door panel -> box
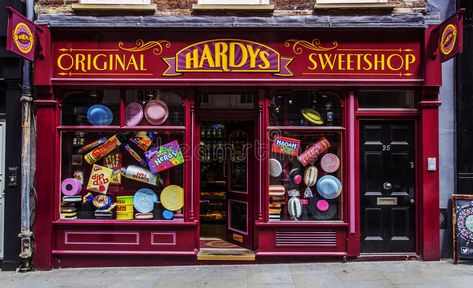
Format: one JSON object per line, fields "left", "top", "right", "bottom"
{"left": 365, "top": 152, "right": 383, "bottom": 195}
{"left": 0, "top": 120, "right": 5, "bottom": 259}
{"left": 360, "top": 121, "right": 415, "bottom": 253}
{"left": 226, "top": 123, "right": 254, "bottom": 249}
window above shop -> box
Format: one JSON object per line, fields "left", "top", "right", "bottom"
{"left": 314, "top": 0, "right": 395, "bottom": 10}
{"left": 193, "top": 0, "right": 274, "bottom": 13}
{"left": 72, "top": 0, "right": 155, "bottom": 13}
{"left": 317, "top": 0, "right": 388, "bottom": 3}
{"left": 198, "top": 0, "right": 270, "bottom": 4}
{"left": 79, "top": 0, "right": 151, "bottom": 4}
{"left": 357, "top": 90, "right": 416, "bottom": 109}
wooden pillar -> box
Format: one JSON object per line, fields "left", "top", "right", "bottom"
{"left": 33, "top": 87, "right": 57, "bottom": 269}
{"left": 419, "top": 88, "right": 441, "bottom": 261}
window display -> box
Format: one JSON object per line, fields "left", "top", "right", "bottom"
{"left": 269, "top": 90, "right": 342, "bottom": 126}
{"left": 59, "top": 89, "right": 185, "bottom": 221}
{"left": 268, "top": 90, "right": 344, "bottom": 222}
{"left": 268, "top": 130, "right": 343, "bottom": 221}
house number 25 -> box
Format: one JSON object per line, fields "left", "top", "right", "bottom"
{"left": 382, "top": 145, "right": 391, "bottom": 151}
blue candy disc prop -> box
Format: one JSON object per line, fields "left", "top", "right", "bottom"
{"left": 162, "top": 210, "right": 174, "bottom": 220}
{"left": 87, "top": 104, "right": 113, "bottom": 126}
{"left": 133, "top": 188, "right": 158, "bottom": 213}
{"left": 316, "top": 175, "right": 342, "bottom": 199}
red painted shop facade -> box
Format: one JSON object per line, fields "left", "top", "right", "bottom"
{"left": 33, "top": 27, "right": 441, "bottom": 269}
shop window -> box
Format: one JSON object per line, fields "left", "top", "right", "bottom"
{"left": 59, "top": 89, "right": 186, "bottom": 222}
{"left": 267, "top": 90, "right": 344, "bottom": 222}
{"left": 269, "top": 90, "right": 343, "bottom": 126}
{"left": 199, "top": 93, "right": 255, "bottom": 109}
{"left": 357, "top": 90, "right": 415, "bottom": 109}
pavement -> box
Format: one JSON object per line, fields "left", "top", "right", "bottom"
{"left": 0, "top": 260, "right": 472, "bottom": 288}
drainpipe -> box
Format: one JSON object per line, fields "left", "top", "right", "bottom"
{"left": 18, "top": 0, "right": 35, "bottom": 272}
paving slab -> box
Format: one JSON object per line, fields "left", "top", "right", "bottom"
{"left": 0, "top": 260, "right": 471, "bottom": 288}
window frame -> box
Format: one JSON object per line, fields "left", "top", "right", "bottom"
{"left": 79, "top": 0, "right": 151, "bottom": 4}
{"left": 197, "top": 0, "right": 270, "bottom": 4}
{"left": 316, "top": 0, "right": 388, "bottom": 4}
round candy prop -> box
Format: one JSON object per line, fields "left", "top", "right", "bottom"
{"left": 269, "top": 158, "right": 283, "bottom": 177}
{"left": 321, "top": 153, "right": 340, "bottom": 173}
{"left": 87, "top": 104, "right": 113, "bottom": 126}
{"left": 134, "top": 188, "right": 158, "bottom": 213}
{"left": 162, "top": 210, "right": 174, "bottom": 220}
{"left": 160, "top": 185, "right": 184, "bottom": 211}
{"left": 61, "top": 178, "right": 82, "bottom": 196}
{"left": 316, "top": 175, "right": 342, "bottom": 200}
{"left": 125, "top": 102, "right": 143, "bottom": 126}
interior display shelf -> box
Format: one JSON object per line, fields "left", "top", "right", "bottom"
{"left": 267, "top": 126, "right": 345, "bottom": 131}
{"left": 53, "top": 219, "right": 197, "bottom": 226}
{"left": 57, "top": 125, "right": 186, "bottom": 131}
{"left": 256, "top": 221, "right": 348, "bottom": 227}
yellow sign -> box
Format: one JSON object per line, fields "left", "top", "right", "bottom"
{"left": 13, "top": 22, "right": 34, "bottom": 54}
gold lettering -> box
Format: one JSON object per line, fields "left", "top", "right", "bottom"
{"left": 139, "top": 54, "right": 146, "bottom": 71}
{"left": 229, "top": 42, "right": 248, "bottom": 69}
{"left": 87, "top": 54, "right": 91, "bottom": 71}
{"left": 258, "top": 51, "right": 270, "bottom": 69}
{"left": 308, "top": 53, "right": 318, "bottom": 70}
{"left": 57, "top": 54, "right": 74, "bottom": 71}
{"left": 362, "top": 54, "right": 373, "bottom": 70}
{"left": 215, "top": 42, "right": 229, "bottom": 71}
{"left": 374, "top": 54, "right": 385, "bottom": 70}
{"left": 115, "top": 54, "right": 126, "bottom": 71}
{"left": 126, "top": 55, "right": 139, "bottom": 70}
{"left": 356, "top": 54, "right": 362, "bottom": 70}
{"left": 346, "top": 54, "right": 354, "bottom": 71}
{"left": 75, "top": 54, "right": 86, "bottom": 72}
{"left": 93, "top": 54, "right": 107, "bottom": 71}
{"left": 199, "top": 45, "right": 215, "bottom": 68}
{"left": 246, "top": 45, "right": 261, "bottom": 68}
{"left": 185, "top": 49, "right": 199, "bottom": 69}
{"left": 318, "top": 54, "right": 336, "bottom": 70}
{"left": 405, "top": 54, "right": 416, "bottom": 71}
{"left": 337, "top": 54, "right": 346, "bottom": 71}
{"left": 386, "top": 54, "right": 403, "bottom": 71}
{"left": 109, "top": 54, "right": 113, "bottom": 71}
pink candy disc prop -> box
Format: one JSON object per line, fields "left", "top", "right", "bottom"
{"left": 294, "top": 174, "right": 302, "bottom": 185}
{"left": 321, "top": 153, "right": 340, "bottom": 173}
{"left": 316, "top": 199, "right": 330, "bottom": 212}
{"left": 61, "top": 178, "right": 82, "bottom": 196}
{"left": 144, "top": 100, "right": 169, "bottom": 125}
{"left": 125, "top": 102, "right": 143, "bottom": 126}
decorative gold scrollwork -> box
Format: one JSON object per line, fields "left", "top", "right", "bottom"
{"left": 119, "top": 39, "right": 171, "bottom": 56}
{"left": 285, "top": 38, "right": 338, "bottom": 54}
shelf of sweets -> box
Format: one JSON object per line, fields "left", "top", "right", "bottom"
{"left": 200, "top": 191, "right": 226, "bottom": 200}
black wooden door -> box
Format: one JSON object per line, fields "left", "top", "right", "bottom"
{"left": 360, "top": 122, "right": 416, "bottom": 253}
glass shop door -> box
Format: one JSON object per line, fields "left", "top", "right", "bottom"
{"left": 225, "top": 123, "right": 254, "bottom": 250}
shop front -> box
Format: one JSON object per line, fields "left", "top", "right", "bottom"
{"left": 33, "top": 26, "right": 441, "bottom": 269}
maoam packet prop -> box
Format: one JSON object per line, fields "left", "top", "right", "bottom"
{"left": 144, "top": 140, "right": 184, "bottom": 174}
{"left": 272, "top": 136, "right": 300, "bottom": 156}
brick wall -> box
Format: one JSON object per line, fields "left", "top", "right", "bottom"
{"left": 35, "top": 0, "right": 428, "bottom": 16}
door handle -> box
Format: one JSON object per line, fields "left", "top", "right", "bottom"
{"left": 410, "top": 198, "right": 415, "bottom": 204}
{"left": 383, "top": 182, "right": 392, "bottom": 190}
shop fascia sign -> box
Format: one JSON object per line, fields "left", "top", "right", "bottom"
{"left": 54, "top": 36, "right": 420, "bottom": 80}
